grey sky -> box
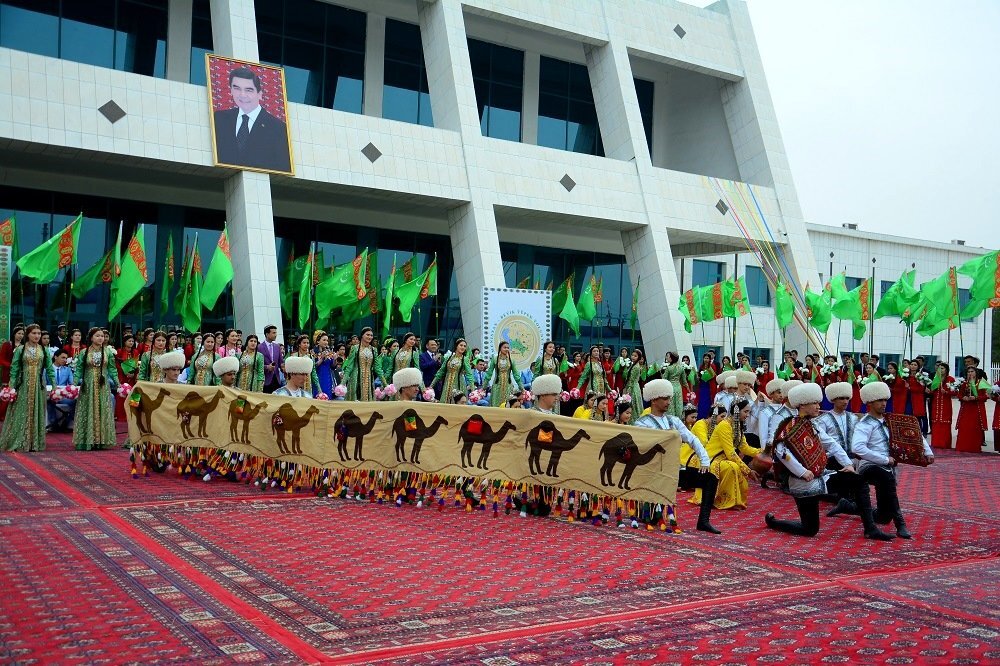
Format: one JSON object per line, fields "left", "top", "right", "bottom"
{"left": 691, "top": 0, "right": 1000, "bottom": 249}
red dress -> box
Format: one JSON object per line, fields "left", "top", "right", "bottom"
{"left": 907, "top": 377, "right": 927, "bottom": 418}
{"left": 0, "top": 340, "right": 13, "bottom": 421}
{"left": 757, "top": 371, "right": 775, "bottom": 394}
{"left": 929, "top": 379, "right": 955, "bottom": 449}
{"left": 993, "top": 394, "right": 1000, "bottom": 432}
{"left": 955, "top": 386, "right": 988, "bottom": 452}
{"left": 889, "top": 376, "right": 909, "bottom": 414}
{"left": 115, "top": 349, "right": 140, "bottom": 422}
{"left": 62, "top": 344, "right": 83, "bottom": 360}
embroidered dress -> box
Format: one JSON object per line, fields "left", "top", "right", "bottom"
{"left": 577, "top": 360, "right": 608, "bottom": 396}
{"left": 662, "top": 362, "right": 686, "bottom": 418}
{"left": 138, "top": 350, "right": 166, "bottom": 383}
{"left": 689, "top": 418, "right": 759, "bottom": 510}
{"left": 343, "top": 344, "right": 378, "bottom": 401}
{"left": 188, "top": 352, "right": 219, "bottom": 386}
{"left": 621, "top": 364, "right": 646, "bottom": 424}
{"left": 955, "top": 385, "right": 988, "bottom": 452}
{"left": 433, "top": 352, "right": 474, "bottom": 404}
{"left": 485, "top": 356, "right": 522, "bottom": 407}
{"left": 532, "top": 355, "right": 560, "bottom": 377}
{"left": 929, "top": 378, "right": 954, "bottom": 449}
{"left": 0, "top": 344, "right": 55, "bottom": 452}
{"left": 72, "top": 348, "right": 117, "bottom": 450}
{"left": 236, "top": 351, "right": 265, "bottom": 392}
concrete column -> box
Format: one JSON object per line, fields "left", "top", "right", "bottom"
{"left": 418, "top": 0, "right": 505, "bottom": 349}
{"left": 166, "top": 0, "right": 193, "bottom": 83}
{"left": 225, "top": 172, "right": 283, "bottom": 338}
{"left": 363, "top": 13, "right": 386, "bottom": 117}
{"left": 521, "top": 51, "right": 540, "bottom": 144}
{"left": 209, "top": 0, "right": 258, "bottom": 61}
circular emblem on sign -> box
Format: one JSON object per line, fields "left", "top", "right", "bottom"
{"left": 494, "top": 314, "right": 541, "bottom": 369}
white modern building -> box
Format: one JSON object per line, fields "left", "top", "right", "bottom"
{"left": 0, "top": 0, "right": 993, "bottom": 374}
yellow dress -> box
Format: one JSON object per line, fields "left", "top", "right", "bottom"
{"left": 689, "top": 418, "right": 760, "bottom": 510}
{"left": 572, "top": 406, "right": 591, "bottom": 419}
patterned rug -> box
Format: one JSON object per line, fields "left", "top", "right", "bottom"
{"left": 113, "top": 498, "right": 808, "bottom": 656}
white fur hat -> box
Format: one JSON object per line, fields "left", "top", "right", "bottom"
{"left": 716, "top": 371, "right": 732, "bottom": 386}
{"left": 285, "top": 355, "right": 314, "bottom": 375}
{"left": 532, "top": 374, "right": 562, "bottom": 396}
{"left": 392, "top": 367, "right": 422, "bottom": 388}
{"left": 765, "top": 378, "right": 785, "bottom": 395}
{"left": 643, "top": 378, "right": 673, "bottom": 402}
{"left": 788, "top": 383, "right": 823, "bottom": 408}
{"left": 156, "top": 350, "right": 187, "bottom": 370}
{"left": 213, "top": 356, "right": 239, "bottom": 376}
{"left": 825, "top": 381, "right": 853, "bottom": 401}
{"left": 736, "top": 370, "right": 757, "bottom": 385}
{"left": 781, "top": 379, "right": 803, "bottom": 396}
{"left": 724, "top": 375, "right": 739, "bottom": 389}
{"left": 860, "top": 381, "right": 891, "bottom": 403}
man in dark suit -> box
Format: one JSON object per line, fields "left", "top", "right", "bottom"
{"left": 214, "top": 67, "right": 292, "bottom": 173}
{"left": 420, "top": 339, "right": 442, "bottom": 391}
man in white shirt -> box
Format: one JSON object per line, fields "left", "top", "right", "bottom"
{"left": 274, "top": 356, "right": 313, "bottom": 398}
{"left": 634, "top": 379, "right": 720, "bottom": 535}
{"left": 765, "top": 383, "right": 893, "bottom": 540}
{"left": 815, "top": 381, "right": 859, "bottom": 517}
{"left": 851, "top": 381, "right": 934, "bottom": 539}
{"left": 713, "top": 372, "right": 737, "bottom": 413}
{"left": 531, "top": 375, "right": 561, "bottom": 414}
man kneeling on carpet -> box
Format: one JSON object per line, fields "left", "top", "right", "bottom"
{"left": 765, "top": 383, "right": 894, "bottom": 540}
{"left": 849, "top": 381, "right": 934, "bottom": 539}
{"left": 634, "top": 378, "right": 721, "bottom": 534}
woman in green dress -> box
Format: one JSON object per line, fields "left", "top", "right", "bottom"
{"left": 286, "top": 334, "right": 321, "bottom": 397}
{"left": 621, "top": 349, "right": 648, "bottom": 424}
{"left": 531, "top": 340, "right": 565, "bottom": 378}
{"left": 341, "top": 327, "right": 379, "bottom": 401}
{"left": 392, "top": 333, "right": 421, "bottom": 376}
{"left": 376, "top": 337, "right": 398, "bottom": 387}
{"left": 73, "top": 327, "right": 118, "bottom": 451}
{"left": 0, "top": 324, "right": 55, "bottom": 452}
{"left": 484, "top": 341, "right": 523, "bottom": 407}
{"left": 577, "top": 345, "right": 609, "bottom": 397}
{"left": 236, "top": 334, "right": 265, "bottom": 392}
{"left": 433, "top": 338, "right": 474, "bottom": 404}
{"left": 661, "top": 351, "right": 685, "bottom": 417}
{"left": 138, "top": 331, "right": 169, "bottom": 383}
{"left": 187, "top": 333, "right": 220, "bottom": 386}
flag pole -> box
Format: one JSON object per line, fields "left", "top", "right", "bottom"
{"left": 869, "top": 257, "right": 876, "bottom": 358}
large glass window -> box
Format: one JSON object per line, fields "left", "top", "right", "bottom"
{"left": 190, "top": 0, "right": 213, "bottom": 85}
{"left": 383, "top": 19, "right": 433, "bottom": 127}
{"left": 253, "top": 0, "right": 365, "bottom": 112}
{"left": 537, "top": 56, "right": 603, "bottom": 156}
{"left": 691, "top": 260, "right": 724, "bottom": 288}
{"left": 468, "top": 38, "right": 523, "bottom": 142}
{"left": 634, "top": 77, "right": 654, "bottom": 155}
{"left": 745, "top": 265, "right": 770, "bottom": 307}
{"left": 0, "top": 0, "right": 166, "bottom": 77}
{"left": 844, "top": 276, "right": 864, "bottom": 290}
{"left": 880, "top": 279, "right": 894, "bottom": 297}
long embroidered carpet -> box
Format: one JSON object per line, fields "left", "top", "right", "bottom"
{"left": 1, "top": 437, "right": 997, "bottom": 665}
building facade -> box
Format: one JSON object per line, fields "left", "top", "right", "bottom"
{"left": 3, "top": 0, "right": 970, "bottom": 367}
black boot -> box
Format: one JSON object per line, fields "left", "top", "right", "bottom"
{"left": 764, "top": 512, "right": 812, "bottom": 536}
{"left": 860, "top": 507, "right": 895, "bottom": 541}
{"left": 826, "top": 498, "right": 857, "bottom": 517}
{"left": 893, "top": 512, "right": 912, "bottom": 539}
{"left": 696, "top": 474, "right": 721, "bottom": 534}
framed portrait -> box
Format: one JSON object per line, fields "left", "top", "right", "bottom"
{"left": 206, "top": 54, "right": 295, "bottom": 176}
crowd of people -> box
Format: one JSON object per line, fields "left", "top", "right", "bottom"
{"left": 0, "top": 321, "right": 994, "bottom": 540}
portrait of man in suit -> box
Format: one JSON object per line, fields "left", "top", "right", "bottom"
{"left": 209, "top": 58, "right": 294, "bottom": 175}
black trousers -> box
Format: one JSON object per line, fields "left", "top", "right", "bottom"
{"left": 767, "top": 472, "right": 867, "bottom": 537}
{"left": 679, "top": 467, "right": 719, "bottom": 523}
{"left": 264, "top": 377, "right": 280, "bottom": 394}
{"left": 858, "top": 464, "right": 900, "bottom": 523}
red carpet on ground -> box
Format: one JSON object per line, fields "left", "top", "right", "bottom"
{"left": 1, "top": 437, "right": 997, "bottom": 664}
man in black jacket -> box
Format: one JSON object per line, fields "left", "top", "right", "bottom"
{"left": 214, "top": 67, "right": 291, "bottom": 173}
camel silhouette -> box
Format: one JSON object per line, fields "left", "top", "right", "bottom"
{"left": 228, "top": 396, "right": 268, "bottom": 444}
{"left": 271, "top": 403, "right": 320, "bottom": 456}
{"left": 524, "top": 421, "right": 590, "bottom": 477}
{"left": 598, "top": 434, "right": 666, "bottom": 489}
{"left": 130, "top": 386, "right": 169, "bottom": 434}
{"left": 334, "top": 410, "right": 383, "bottom": 461}
{"left": 392, "top": 409, "right": 448, "bottom": 464}
{"left": 457, "top": 416, "right": 516, "bottom": 470}
{"left": 176, "top": 390, "right": 224, "bottom": 439}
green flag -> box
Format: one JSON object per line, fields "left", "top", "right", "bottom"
{"left": 281, "top": 252, "right": 309, "bottom": 317}
{"left": 682, "top": 287, "right": 704, "bottom": 326}
{"left": 399, "top": 255, "right": 419, "bottom": 283}
{"left": 629, "top": 277, "right": 640, "bottom": 329}
{"left": 678, "top": 294, "right": 692, "bottom": 333}
{"left": 16, "top": 213, "right": 81, "bottom": 283}
{"left": 201, "top": 225, "right": 234, "bottom": 310}
{"left": 722, "top": 277, "right": 750, "bottom": 317}
{"left": 958, "top": 250, "right": 1000, "bottom": 306}
{"left": 179, "top": 237, "right": 203, "bottom": 333}
{"left": 108, "top": 225, "right": 148, "bottom": 320}
{"left": 316, "top": 249, "right": 369, "bottom": 320}
{"left": 916, "top": 267, "right": 959, "bottom": 337}
{"left": 173, "top": 237, "right": 190, "bottom": 315}
{"left": 339, "top": 251, "right": 380, "bottom": 326}
{"left": 577, "top": 274, "right": 597, "bottom": 321}
{"left": 775, "top": 281, "right": 794, "bottom": 329}
{"left": 552, "top": 273, "right": 574, "bottom": 314}
{"left": 696, "top": 282, "right": 726, "bottom": 322}
{"left": 874, "top": 269, "right": 919, "bottom": 320}
{"left": 0, "top": 215, "right": 18, "bottom": 263}
{"left": 383, "top": 254, "right": 397, "bottom": 339}
{"left": 516, "top": 276, "right": 530, "bottom": 289}
{"left": 71, "top": 248, "right": 115, "bottom": 298}
{"left": 160, "top": 234, "right": 174, "bottom": 314}
{"left": 297, "top": 243, "right": 315, "bottom": 330}
{"left": 558, "top": 281, "right": 580, "bottom": 337}
{"left": 395, "top": 256, "right": 438, "bottom": 324}
{"left": 828, "top": 273, "right": 849, "bottom": 302}
{"left": 805, "top": 285, "right": 832, "bottom": 334}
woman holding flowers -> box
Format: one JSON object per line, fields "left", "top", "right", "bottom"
{"left": 955, "top": 367, "right": 988, "bottom": 453}
{"left": 929, "top": 362, "right": 955, "bottom": 449}
{"left": 73, "top": 327, "right": 118, "bottom": 451}
{"left": 0, "top": 324, "right": 55, "bottom": 452}
{"left": 432, "top": 338, "right": 474, "bottom": 404}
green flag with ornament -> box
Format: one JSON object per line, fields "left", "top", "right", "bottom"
{"left": 201, "top": 225, "right": 234, "bottom": 310}
{"left": 108, "top": 225, "right": 149, "bottom": 321}
{"left": 71, "top": 248, "right": 115, "bottom": 299}
{"left": 16, "top": 214, "right": 81, "bottom": 283}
